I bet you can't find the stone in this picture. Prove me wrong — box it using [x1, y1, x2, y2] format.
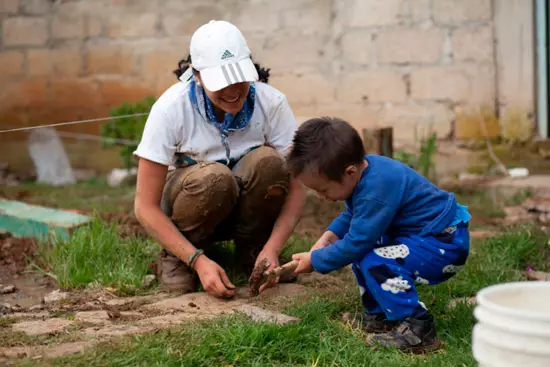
[0, 51, 24, 81]
[0, 285, 16, 294]
[452, 26, 493, 62]
[346, 0, 403, 27]
[107, 13, 158, 38]
[12, 318, 73, 336]
[341, 30, 374, 66]
[524, 271, 550, 281]
[43, 289, 69, 304]
[377, 29, 444, 64]
[141, 274, 156, 288]
[28, 304, 45, 312]
[84, 324, 154, 337]
[338, 70, 407, 103]
[459, 172, 483, 182]
[433, 0, 492, 25]
[447, 297, 476, 309]
[2, 17, 49, 46]
[0, 0, 19, 13]
[107, 168, 138, 187]
[235, 305, 300, 325]
[75, 311, 110, 324]
[27, 128, 76, 186]
[411, 66, 470, 102]
[43, 341, 100, 359]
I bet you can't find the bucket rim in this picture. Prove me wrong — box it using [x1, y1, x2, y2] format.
[476, 281, 550, 321]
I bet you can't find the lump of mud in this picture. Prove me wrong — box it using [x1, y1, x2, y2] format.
[98, 213, 148, 238]
[0, 233, 36, 277]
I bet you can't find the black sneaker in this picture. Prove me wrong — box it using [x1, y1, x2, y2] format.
[342, 312, 397, 334]
[368, 314, 441, 353]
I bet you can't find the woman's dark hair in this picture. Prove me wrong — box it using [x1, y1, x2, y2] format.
[173, 55, 271, 84]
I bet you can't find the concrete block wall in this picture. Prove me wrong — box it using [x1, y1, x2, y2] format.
[0, 0, 535, 172]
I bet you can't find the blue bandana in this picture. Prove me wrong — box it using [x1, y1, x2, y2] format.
[189, 77, 256, 135]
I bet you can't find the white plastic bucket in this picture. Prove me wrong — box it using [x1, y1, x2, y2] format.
[472, 281, 550, 367]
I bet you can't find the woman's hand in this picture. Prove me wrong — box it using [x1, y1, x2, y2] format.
[292, 252, 314, 274]
[193, 255, 236, 299]
[254, 246, 281, 293]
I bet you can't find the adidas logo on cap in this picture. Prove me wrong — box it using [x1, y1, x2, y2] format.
[221, 49, 234, 60]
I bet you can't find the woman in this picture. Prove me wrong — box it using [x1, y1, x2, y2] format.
[133, 20, 305, 299]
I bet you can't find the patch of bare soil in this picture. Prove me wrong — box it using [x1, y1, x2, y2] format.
[295, 195, 344, 239]
[0, 233, 37, 278]
[98, 213, 148, 238]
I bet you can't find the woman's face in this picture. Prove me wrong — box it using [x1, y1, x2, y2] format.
[196, 73, 250, 115]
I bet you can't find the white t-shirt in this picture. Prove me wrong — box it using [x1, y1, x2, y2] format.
[133, 81, 297, 168]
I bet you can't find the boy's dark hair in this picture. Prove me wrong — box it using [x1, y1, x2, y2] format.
[173, 55, 271, 83]
[287, 117, 366, 181]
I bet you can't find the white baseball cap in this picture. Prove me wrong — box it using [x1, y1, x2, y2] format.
[186, 20, 259, 92]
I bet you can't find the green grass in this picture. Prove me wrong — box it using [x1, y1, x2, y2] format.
[38, 226, 549, 367]
[33, 217, 159, 294]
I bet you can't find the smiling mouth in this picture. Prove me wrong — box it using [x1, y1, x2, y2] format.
[222, 95, 240, 104]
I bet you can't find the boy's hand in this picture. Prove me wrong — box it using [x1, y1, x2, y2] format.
[292, 252, 314, 274]
[310, 238, 331, 252]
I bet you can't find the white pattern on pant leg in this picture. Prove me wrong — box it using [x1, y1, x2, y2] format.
[374, 244, 410, 259]
[419, 301, 428, 310]
[381, 276, 411, 294]
[359, 285, 365, 296]
[440, 249, 445, 255]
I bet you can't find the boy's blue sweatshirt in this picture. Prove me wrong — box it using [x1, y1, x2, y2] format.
[311, 154, 460, 274]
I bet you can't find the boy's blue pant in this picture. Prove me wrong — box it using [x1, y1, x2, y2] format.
[352, 223, 470, 321]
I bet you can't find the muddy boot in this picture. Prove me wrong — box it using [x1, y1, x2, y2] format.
[342, 312, 397, 334]
[157, 250, 198, 293]
[368, 314, 441, 353]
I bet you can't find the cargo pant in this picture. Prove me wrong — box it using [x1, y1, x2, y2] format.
[160, 145, 290, 272]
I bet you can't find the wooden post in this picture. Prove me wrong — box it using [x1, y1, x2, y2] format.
[362, 127, 393, 158]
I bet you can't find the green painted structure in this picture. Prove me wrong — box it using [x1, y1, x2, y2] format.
[0, 199, 92, 240]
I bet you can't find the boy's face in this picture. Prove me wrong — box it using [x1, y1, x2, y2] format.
[297, 165, 360, 202]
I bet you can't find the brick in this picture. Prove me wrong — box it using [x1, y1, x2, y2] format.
[452, 26, 494, 62]
[141, 48, 184, 80]
[455, 106, 500, 139]
[263, 34, 324, 71]
[411, 67, 470, 102]
[50, 79, 102, 109]
[232, 3, 279, 34]
[86, 43, 136, 75]
[0, 0, 19, 13]
[52, 3, 85, 40]
[0, 79, 48, 110]
[2, 17, 48, 46]
[87, 15, 104, 38]
[280, 0, 331, 32]
[270, 73, 335, 107]
[377, 28, 444, 64]
[459, 63, 496, 105]
[27, 48, 83, 77]
[314, 103, 381, 131]
[0, 51, 24, 81]
[409, 0, 431, 22]
[163, 6, 222, 37]
[101, 80, 152, 109]
[381, 102, 453, 141]
[347, 0, 404, 28]
[341, 31, 373, 66]
[338, 70, 407, 104]
[22, 0, 50, 14]
[433, 0, 492, 25]
[107, 13, 158, 38]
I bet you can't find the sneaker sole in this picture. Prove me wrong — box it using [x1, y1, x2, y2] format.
[404, 339, 443, 354]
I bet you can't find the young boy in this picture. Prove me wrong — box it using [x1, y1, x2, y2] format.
[288, 117, 471, 353]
